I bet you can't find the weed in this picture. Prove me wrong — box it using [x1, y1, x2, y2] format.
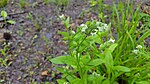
[140, 13, 150, 29]
[0, 42, 12, 66]
[1, 10, 16, 26]
[0, 11, 15, 66]
[50, 1, 150, 84]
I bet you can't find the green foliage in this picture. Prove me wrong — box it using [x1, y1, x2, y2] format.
[0, 0, 8, 8]
[0, 42, 12, 66]
[140, 13, 150, 29]
[19, 0, 26, 8]
[0, 10, 16, 25]
[49, 1, 150, 84]
[0, 11, 15, 66]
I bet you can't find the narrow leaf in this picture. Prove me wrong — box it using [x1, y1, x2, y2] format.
[138, 30, 150, 43]
[108, 43, 118, 53]
[114, 66, 131, 72]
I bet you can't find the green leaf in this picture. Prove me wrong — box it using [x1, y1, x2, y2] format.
[1, 10, 7, 18]
[90, 1, 97, 7]
[7, 20, 16, 24]
[102, 79, 110, 84]
[114, 66, 131, 72]
[88, 59, 104, 66]
[104, 51, 113, 71]
[50, 55, 75, 65]
[137, 30, 150, 43]
[58, 31, 69, 37]
[136, 81, 150, 84]
[71, 78, 83, 84]
[108, 43, 118, 53]
[64, 17, 70, 29]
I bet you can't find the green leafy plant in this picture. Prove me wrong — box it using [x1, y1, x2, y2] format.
[0, 11, 15, 66]
[109, 0, 150, 83]
[1, 10, 16, 25]
[49, 1, 150, 84]
[50, 15, 132, 84]
[0, 42, 12, 66]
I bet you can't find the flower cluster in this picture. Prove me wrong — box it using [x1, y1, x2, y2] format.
[80, 21, 109, 36]
[133, 45, 143, 54]
[96, 22, 109, 32]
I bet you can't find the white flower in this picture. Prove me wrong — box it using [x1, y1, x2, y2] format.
[59, 14, 65, 20]
[80, 24, 86, 27]
[109, 38, 115, 43]
[96, 22, 101, 26]
[103, 24, 109, 30]
[80, 24, 88, 32]
[133, 49, 139, 54]
[136, 45, 142, 49]
[94, 29, 98, 32]
[97, 23, 108, 32]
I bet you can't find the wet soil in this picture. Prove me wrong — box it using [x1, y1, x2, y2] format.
[0, 0, 149, 84]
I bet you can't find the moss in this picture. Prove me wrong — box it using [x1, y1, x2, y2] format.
[0, 0, 8, 8]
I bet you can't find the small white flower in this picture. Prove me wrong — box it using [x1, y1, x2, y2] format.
[103, 26, 108, 30]
[80, 24, 88, 32]
[133, 49, 139, 54]
[80, 24, 86, 27]
[94, 29, 98, 32]
[104, 24, 107, 27]
[59, 14, 65, 19]
[136, 45, 142, 49]
[109, 38, 115, 43]
[81, 27, 86, 32]
[96, 22, 101, 26]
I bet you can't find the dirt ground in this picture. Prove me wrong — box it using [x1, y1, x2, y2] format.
[0, 0, 149, 84]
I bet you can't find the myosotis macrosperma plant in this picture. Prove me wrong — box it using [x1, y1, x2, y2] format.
[50, 15, 133, 84]
[50, 1, 150, 84]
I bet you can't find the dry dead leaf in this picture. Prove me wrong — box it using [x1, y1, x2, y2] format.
[41, 70, 48, 76]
